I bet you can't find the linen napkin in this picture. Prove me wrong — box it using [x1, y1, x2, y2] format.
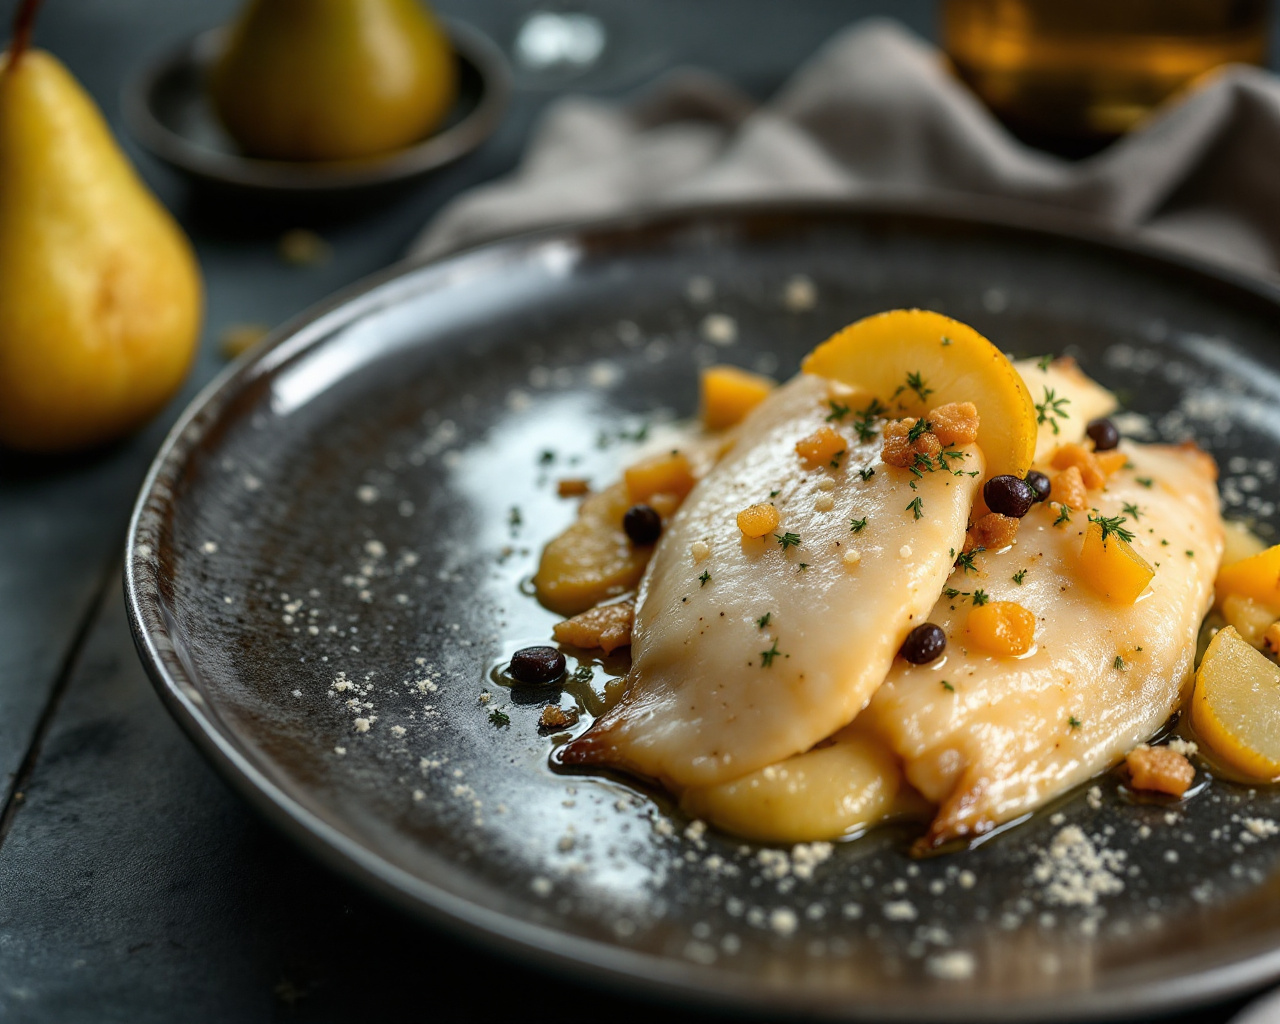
[411, 18, 1280, 282]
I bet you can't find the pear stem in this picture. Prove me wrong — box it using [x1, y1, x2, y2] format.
[7, 0, 45, 70]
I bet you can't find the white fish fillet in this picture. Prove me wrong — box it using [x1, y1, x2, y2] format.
[862, 442, 1223, 846]
[560, 373, 984, 788]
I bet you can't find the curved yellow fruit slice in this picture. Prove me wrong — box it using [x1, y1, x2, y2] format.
[679, 726, 906, 844]
[1192, 625, 1280, 781]
[802, 309, 1036, 478]
[1215, 543, 1280, 612]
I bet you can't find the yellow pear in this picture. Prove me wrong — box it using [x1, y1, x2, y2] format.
[211, 0, 457, 161]
[0, 45, 203, 453]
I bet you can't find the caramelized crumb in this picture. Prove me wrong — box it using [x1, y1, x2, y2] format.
[1050, 465, 1088, 509]
[1265, 622, 1280, 655]
[557, 478, 590, 498]
[1050, 443, 1107, 490]
[539, 705, 580, 731]
[881, 418, 942, 468]
[1126, 744, 1195, 797]
[969, 512, 1019, 550]
[552, 601, 635, 654]
[795, 425, 846, 466]
[929, 402, 980, 446]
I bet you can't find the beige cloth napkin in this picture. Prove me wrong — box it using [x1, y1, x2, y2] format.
[412, 19, 1280, 282]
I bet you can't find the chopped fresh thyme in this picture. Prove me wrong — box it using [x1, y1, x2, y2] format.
[906, 496, 924, 520]
[1035, 386, 1071, 435]
[1186, 549, 1195, 558]
[769, 488, 780, 498]
[1114, 655, 1125, 670]
[955, 549, 983, 574]
[941, 680, 955, 691]
[941, 336, 954, 347]
[905, 370, 933, 403]
[1037, 353, 1053, 372]
[1122, 502, 1144, 520]
[826, 400, 851, 422]
[1089, 513, 1136, 544]
[857, 466, 875, 481]
[489, 708, 510, 727]
[830, 449, 846, 469]
[539, 450, 556, 464]
[1136, 477, 1154, 488]
[849, 516, 868, 533]
[698, 570, 711, 587]
[907, 418, 932, 443]
[972, 589, 989, 606]
[775, 531, 802, 550]
[756, 613, 771, 629]
[861, 398, 888, 418]
[1053, 505, 1072, 527]
[1012, 569, 1027, 584]
[760, 640, 785, 668]
[853, 416, 879, 443]
[508, 506, 523, 528]
[797, 563, 809, 572]
[1068, 716, 1081, 730]
[572, 665, 593, 683]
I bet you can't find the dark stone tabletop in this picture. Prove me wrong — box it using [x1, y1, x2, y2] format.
[1, 2, 1276, 1021]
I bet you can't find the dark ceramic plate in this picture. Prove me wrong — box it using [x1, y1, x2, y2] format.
[122, 20, 509, 196]
[126, 201, 1280, 1021]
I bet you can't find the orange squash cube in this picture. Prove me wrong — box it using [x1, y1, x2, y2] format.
[966, 601, 1037, 656]
[1095, 450, 1128, 477]
[1079, 520, 1155, 604]
[700, 365, 775, 430]
[625, 450, 695, 504]
[737, 502, 780, 538]
[795, 425, 846, 467]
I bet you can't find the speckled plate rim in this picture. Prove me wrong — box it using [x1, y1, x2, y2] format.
[125, 196, 1280, 1022]
[122, 18, 510, 193]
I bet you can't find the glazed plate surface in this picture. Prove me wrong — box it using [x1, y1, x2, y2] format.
[126, 201, 1280, 1021]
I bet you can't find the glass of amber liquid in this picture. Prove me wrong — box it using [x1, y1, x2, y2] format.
[941, 0, 1271, 154]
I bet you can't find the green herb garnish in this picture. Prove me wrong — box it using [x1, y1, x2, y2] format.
[906, 496, 924, 520]
[698, 570, 711, 587]
[850, 516, 868, 533]
[760, 640, 784, 668]
[1035, 387, 1070, 435]
[825, 400, 850, 423]
[775, 532, 802, 551]
[1089, 513, 1135, 544]
[1012, 569, 1027, 585]
[489, 709, 510, 727]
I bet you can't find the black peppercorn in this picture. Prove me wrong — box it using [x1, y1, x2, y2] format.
[983, 474, 1036, 519]
[509, 646, 566, 685]
[623, 504, 662, 545]
[1086, 417, 1120, 451]
[900, 623, 947, 664]
[1024, 470, 1052, 504]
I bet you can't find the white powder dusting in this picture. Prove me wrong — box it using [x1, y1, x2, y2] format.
[1031, 825, 1126, 907]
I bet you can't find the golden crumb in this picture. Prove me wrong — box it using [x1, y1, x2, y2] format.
[557, 478, 590, 498]
[929, 402, 979, 446]
[843, 548, 862, 568]
[539, 705, 580, 730]
[1265, 622, 1280, 655]
[1126, 744, 1195, 797]
[795, 425, 846, 466]
[737, 503, 780, 538]
[881, 418, 942, 469]
[552, 601, 635, 654]
[969, 512, 1019, 551]
[814, 493, 835, 512]
[1049, 465, 1088, 510]
[1050, 443, 1107, 490]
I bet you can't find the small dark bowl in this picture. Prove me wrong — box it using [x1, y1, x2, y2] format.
[123, 19, 509, 197]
